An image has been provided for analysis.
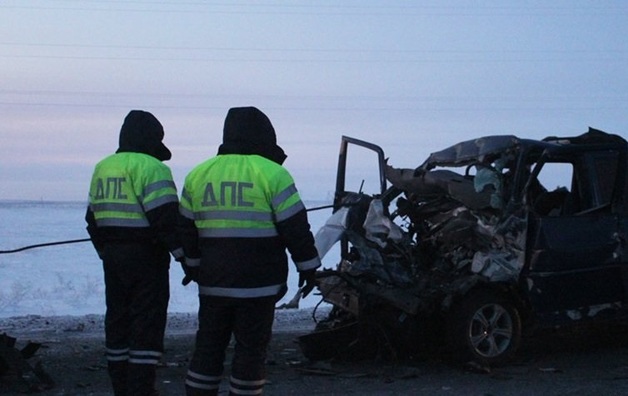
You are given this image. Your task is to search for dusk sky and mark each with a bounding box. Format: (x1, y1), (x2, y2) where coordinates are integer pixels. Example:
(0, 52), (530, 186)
(2, 1), (627, 202)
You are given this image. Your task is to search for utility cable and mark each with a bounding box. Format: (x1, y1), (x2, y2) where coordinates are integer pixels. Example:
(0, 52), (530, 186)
(0, 238), (91, 254)
(0, 203), (336, 254)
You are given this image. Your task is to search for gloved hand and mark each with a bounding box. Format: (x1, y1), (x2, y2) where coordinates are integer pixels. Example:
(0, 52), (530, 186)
(298, 269), (317, 298)
(177, 258), (199, 286)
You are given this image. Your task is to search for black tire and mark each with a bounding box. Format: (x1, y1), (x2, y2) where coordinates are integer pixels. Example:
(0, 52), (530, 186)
(446, 289), (522, 366)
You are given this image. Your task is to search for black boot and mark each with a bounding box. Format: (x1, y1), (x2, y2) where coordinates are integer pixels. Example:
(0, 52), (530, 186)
(185, 384), (218, 396)
(128, 363), (158, 396)
(107, 360), (128, 396)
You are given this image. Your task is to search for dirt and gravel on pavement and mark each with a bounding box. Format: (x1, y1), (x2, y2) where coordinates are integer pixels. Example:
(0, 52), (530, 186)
(3, 308), (628, 395)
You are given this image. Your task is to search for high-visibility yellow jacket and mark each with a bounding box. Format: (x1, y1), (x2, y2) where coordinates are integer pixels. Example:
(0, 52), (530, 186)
(179, 154), (321, 298)
(86, 152), (183, 259)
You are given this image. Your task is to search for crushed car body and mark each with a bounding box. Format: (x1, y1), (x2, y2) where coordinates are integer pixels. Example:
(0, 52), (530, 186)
(301, 128), (628, 365)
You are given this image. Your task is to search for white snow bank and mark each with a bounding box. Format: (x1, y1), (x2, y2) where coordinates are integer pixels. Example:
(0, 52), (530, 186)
(0, 306), (331, 340)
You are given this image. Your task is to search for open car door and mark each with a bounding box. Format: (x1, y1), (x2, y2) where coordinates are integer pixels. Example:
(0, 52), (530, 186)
(333, 136), (388, 258)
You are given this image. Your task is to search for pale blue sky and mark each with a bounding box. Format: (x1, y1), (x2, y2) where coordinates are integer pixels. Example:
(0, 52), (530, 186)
(2, 1), (628, 201)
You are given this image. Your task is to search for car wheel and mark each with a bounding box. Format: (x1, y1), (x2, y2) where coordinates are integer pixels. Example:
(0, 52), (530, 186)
(447, 290), (522, 366)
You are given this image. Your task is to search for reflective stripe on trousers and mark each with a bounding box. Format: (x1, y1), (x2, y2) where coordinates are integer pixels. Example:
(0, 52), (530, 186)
(229, 376), (265, 395)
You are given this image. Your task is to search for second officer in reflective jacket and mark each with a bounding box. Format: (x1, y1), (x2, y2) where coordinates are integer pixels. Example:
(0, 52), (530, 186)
(180, 106), (321, 396)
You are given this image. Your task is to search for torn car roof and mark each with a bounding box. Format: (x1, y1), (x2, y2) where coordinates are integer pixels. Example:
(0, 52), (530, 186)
(420, 128), (627, 170)
(420, 135), (536, 169)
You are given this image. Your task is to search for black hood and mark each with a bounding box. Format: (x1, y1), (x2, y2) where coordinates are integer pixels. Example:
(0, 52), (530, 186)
(217, 106), (287, 165)
(116, 110), (172, 161)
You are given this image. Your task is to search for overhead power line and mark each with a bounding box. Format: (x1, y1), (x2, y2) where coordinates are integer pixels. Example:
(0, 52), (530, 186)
(1, 42), (625, 64)
(2, 2), (627, 16)
(2, 42), (626, 56)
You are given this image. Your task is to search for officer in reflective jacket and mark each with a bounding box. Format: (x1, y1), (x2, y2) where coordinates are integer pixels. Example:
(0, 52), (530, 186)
(180, 107), (321, 396)
(86, 110), (184, 396)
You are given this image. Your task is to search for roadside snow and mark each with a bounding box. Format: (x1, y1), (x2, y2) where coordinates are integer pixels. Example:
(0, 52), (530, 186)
(0, 306), (330, 340)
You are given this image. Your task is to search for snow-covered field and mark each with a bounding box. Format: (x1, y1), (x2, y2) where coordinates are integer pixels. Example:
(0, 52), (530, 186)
(0, 306), (331, 341)
(0, 200), (338, 319)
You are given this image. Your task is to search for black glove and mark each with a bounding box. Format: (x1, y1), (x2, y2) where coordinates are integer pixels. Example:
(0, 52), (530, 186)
(177, 258), (199, 286)
(298, 269), (317, 298)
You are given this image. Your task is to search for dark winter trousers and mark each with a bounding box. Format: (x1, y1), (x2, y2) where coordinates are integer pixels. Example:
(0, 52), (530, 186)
(185, 295), (276, 396)
(102, 242), (170, 396)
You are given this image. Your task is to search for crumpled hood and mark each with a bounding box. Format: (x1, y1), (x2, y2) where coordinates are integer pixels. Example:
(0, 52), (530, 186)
(116, 110), (172, 161)
(217, 106), (287, 165)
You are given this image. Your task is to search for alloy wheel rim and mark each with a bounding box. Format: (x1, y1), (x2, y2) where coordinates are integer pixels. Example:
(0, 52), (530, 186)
(469, 303), (513, 358)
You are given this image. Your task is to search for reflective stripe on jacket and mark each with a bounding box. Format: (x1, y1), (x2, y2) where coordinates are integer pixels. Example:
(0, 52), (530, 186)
(180, 154), (303, 237)
(179, 154), (320, 298)
(89, 152), (178, 228)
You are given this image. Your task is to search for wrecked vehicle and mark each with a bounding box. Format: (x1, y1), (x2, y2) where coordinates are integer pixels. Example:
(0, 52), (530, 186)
(303, 128), (628, 366)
